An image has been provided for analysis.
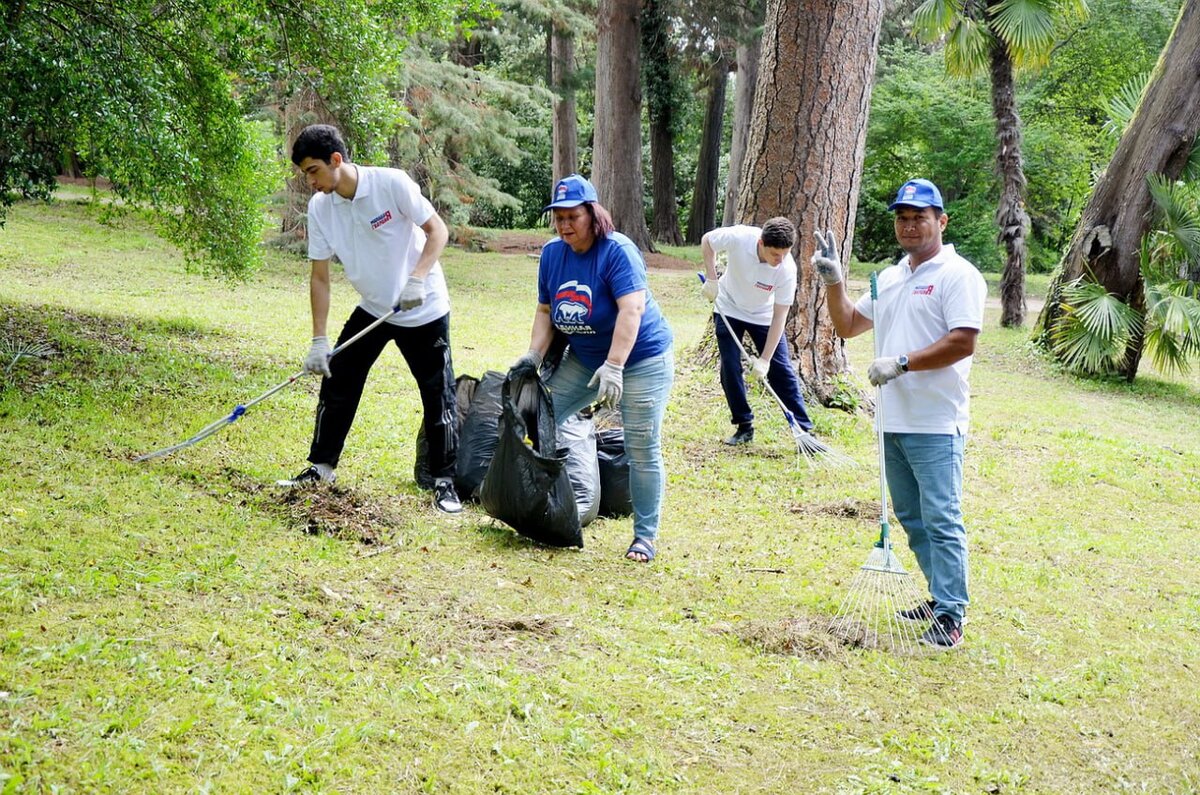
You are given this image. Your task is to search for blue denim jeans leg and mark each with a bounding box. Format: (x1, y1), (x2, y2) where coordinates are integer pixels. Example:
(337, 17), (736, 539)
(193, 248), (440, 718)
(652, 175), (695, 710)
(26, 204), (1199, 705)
(546, 350), (675, 542)
(713, 312), (813, 431)
(883, 432), (968, 623)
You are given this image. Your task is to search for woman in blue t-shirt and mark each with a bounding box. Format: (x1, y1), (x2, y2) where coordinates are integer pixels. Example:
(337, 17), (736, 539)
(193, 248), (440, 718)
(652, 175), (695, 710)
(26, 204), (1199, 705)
(512, 175), (674, 562)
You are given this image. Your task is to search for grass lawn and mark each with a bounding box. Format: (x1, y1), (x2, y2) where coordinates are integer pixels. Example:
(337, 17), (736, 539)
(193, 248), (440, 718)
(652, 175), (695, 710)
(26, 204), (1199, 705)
(1, 197), (1198, 794)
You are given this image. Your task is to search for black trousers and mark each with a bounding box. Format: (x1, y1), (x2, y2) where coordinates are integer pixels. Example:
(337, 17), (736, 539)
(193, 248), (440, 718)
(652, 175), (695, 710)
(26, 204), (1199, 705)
(308, 308), (457, 479)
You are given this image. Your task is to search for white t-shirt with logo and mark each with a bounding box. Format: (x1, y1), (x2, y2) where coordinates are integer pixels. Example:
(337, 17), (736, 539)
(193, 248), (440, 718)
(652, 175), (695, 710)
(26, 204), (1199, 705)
(707, 225), (797, 325)
(306, 165), (450, 327)
(855, 244), (986, 435)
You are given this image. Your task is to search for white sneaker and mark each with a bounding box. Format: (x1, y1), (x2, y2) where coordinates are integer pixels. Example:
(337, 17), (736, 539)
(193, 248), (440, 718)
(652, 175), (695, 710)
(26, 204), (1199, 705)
(275, 465), (336, 487)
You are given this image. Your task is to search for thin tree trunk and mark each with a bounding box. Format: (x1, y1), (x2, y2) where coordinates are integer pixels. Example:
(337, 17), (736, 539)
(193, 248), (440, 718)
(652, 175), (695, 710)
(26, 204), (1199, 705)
(642, 0), (683, 245)
(991, 39), (1029, 328)
(550, 24), (578, 182)
(723, 34), (761, 227)
(1034, 0), (1200, 380)
(594, 0), (653, 250)
(738, 0), (884, 404)
(686, 54), (729, 244)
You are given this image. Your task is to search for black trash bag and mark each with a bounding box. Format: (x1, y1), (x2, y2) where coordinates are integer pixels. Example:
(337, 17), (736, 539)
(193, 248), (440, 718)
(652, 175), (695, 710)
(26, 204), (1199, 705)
(453, 370), (506, 500)
(479, 365), (583, 548)
(596, 427), (633, 518)
(415, 374), (480, 489)
(559, 413), (600, 527)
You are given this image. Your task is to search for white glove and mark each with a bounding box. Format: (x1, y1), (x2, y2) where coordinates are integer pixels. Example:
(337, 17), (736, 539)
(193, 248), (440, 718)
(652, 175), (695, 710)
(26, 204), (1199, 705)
(868, 356), (906, 386)
(587, 362), (624, 408)
(511, 349), (543, 372)
(750, 357), (770, 381)
(811, 230), (843, 286)
(701, 278), (719, 302)
(303, 336), (332, 378)
(398, 276), (426, 310)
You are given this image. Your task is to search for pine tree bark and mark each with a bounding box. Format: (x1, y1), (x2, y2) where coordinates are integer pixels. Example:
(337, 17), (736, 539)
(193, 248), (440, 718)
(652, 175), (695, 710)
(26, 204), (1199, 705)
(643, 0), (683, 245)
(1034, 0), (1200, 380)
(991, 39), (1030, 328)
(550, 24), (578, 182)
(723, 34), (761, 227)
(737, 0), (884, 404)
(686, 54), (729, 244)
(594, 0), (653, 250)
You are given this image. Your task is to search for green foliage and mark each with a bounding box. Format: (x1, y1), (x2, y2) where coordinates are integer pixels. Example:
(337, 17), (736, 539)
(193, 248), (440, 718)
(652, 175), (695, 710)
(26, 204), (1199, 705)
(1, 0), (479, 277)
(1051, 276), (1143, 373)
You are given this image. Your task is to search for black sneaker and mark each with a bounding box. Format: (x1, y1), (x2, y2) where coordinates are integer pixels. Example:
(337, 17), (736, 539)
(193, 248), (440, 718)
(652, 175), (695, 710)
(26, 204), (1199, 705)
(433, 478), (463, 514)
(275, 465), (336, 487)
(724, 426), (754, 446)
(919, 614), (964, 649)
(897, 599), (936, 623)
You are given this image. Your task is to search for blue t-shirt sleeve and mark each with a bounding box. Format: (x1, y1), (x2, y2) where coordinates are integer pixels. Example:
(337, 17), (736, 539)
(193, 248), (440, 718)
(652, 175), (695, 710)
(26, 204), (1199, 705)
(602, 237), (648, 300)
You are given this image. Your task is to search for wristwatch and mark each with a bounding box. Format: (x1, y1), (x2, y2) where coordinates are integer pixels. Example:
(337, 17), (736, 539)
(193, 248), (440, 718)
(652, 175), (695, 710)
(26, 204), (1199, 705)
(897, 354), (910, 372)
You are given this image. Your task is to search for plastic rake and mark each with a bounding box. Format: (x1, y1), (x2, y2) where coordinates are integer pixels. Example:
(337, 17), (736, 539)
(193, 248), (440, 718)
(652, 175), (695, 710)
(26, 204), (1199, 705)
(698, 273), (856, 467)
(827, 272), (928, 654)
(134, 304), (404, 462)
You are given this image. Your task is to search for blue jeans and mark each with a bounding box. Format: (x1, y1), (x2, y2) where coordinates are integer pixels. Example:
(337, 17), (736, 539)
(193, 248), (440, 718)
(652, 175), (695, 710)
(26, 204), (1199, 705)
(713, 313), (813, 431)
(883, 432), (968, 623)
(547, 351), (674, 542)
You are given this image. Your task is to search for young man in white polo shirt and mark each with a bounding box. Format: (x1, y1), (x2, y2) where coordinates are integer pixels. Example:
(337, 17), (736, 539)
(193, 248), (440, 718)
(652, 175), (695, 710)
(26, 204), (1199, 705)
(813, 178), (986, 649)
(700, 217), (817, 446)
(280, 124), (462, 513)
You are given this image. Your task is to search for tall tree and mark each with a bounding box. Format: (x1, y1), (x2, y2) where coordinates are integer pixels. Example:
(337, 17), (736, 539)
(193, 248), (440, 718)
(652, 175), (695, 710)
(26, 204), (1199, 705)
(550, 23), (580, 182)
(686, 53), (730, 244)
(1034, 0), (1200, 380)
(642, 0), (686, 244)
(737, 0), (885, 402)
(723, 24), (763, 227)
(594, 0), (653, 250)
(913, 0), (1089, 328)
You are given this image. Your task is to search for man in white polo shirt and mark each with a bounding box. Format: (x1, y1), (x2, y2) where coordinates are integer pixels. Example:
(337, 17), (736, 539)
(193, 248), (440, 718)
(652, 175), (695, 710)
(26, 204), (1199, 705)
(813, 178), (986, 649)
(279, 124), (462, 514)
(700, 217), (818, 447)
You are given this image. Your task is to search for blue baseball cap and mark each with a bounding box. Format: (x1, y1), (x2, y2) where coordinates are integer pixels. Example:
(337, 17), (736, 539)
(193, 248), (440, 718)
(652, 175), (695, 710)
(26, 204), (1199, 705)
(888, 178), (944, 211)
(544, 174), (599, 211)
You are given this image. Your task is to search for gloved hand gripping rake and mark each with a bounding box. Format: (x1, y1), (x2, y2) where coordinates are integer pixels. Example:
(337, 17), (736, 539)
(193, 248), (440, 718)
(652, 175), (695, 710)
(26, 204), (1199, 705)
(134, 303), (406, 462)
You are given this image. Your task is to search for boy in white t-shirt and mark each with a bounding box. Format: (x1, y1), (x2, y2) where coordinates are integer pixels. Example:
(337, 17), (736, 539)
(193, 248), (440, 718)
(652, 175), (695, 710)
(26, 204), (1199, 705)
(700, 217), (817, 446)
(278, 124), (462, 514)
(814, 178), (986, 649)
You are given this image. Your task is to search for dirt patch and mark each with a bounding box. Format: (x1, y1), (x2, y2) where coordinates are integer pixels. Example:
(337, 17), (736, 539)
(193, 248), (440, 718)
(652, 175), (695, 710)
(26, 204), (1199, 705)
(228, 472), (409, 545)
(720, 616), (845, 661)
(480, 231), (695, 272)
(790, 497), (877, 519)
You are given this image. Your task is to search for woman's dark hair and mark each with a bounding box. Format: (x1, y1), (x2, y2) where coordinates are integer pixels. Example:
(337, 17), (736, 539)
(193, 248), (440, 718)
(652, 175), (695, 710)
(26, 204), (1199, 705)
(587, 202), (616, 239)
(760, 216), (796, 250)
(291, 124), (348, 166)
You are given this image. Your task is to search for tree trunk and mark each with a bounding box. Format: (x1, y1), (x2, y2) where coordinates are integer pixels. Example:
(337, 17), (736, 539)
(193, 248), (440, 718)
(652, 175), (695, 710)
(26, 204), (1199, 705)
(991, 38), (1030, 328)
(642, 0), (683, 245)
(594, 0), (653, 251)
(737, 0), (884, 404)
(686, 54), (729, 244)
(549, 23), (578, 182)
(1034, 0), (1200, 380)
(723, 34), (761, 227)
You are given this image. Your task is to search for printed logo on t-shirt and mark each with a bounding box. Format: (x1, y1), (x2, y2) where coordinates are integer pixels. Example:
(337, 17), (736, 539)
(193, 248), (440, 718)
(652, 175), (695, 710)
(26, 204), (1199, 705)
(552, 280), (596, 334)
(370, 210), (393, 230)
(913, 284), (935, 296)
(754, 280), (775, 292)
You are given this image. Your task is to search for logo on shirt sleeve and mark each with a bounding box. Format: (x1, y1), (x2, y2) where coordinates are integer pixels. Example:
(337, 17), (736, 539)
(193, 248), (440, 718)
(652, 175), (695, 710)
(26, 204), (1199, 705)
(370, 210), (393, 230)
(913, 284), (935, 296)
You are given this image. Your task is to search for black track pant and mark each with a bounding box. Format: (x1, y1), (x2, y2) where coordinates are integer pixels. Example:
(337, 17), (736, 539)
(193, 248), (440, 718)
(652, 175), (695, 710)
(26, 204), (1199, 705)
(308, 308), (457, 478)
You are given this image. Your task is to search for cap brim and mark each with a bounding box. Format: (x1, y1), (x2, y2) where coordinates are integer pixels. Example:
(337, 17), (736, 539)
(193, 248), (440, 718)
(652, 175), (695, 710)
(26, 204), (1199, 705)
(889, 201), (940, 211)
(543, 199), (588, 212)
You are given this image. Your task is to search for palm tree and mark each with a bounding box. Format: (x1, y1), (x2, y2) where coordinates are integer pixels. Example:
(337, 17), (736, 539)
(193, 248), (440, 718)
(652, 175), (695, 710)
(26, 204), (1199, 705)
(913, 0), (1088, 328)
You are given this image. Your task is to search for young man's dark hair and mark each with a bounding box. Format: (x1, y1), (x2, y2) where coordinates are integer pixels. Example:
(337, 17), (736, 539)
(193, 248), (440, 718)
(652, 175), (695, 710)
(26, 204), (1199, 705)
(760, 216), (796, 250)
(291, 124), (348, 166)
